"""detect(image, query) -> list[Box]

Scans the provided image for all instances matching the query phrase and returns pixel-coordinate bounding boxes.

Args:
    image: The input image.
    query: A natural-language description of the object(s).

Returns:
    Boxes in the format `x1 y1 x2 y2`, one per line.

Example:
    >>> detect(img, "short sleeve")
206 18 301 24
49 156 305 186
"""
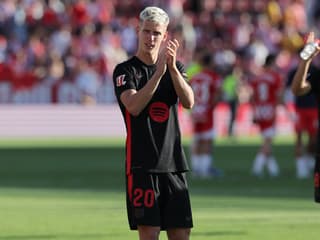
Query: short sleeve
113 64 136 101
176 61 188 82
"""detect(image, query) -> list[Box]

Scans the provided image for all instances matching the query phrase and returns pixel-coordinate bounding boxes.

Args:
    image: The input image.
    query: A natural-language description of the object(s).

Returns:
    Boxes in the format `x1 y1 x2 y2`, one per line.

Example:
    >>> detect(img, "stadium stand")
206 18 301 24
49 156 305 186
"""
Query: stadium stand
0 0 314 137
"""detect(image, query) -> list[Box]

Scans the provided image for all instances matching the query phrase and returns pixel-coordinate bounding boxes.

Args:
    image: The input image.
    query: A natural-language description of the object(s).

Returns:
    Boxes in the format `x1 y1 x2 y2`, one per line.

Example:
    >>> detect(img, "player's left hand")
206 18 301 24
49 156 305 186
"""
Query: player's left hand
166 39 179 69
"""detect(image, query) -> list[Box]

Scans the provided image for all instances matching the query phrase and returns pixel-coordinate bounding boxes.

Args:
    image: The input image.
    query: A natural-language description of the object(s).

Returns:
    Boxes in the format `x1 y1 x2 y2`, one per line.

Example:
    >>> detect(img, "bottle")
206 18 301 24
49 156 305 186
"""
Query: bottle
300 41 319 60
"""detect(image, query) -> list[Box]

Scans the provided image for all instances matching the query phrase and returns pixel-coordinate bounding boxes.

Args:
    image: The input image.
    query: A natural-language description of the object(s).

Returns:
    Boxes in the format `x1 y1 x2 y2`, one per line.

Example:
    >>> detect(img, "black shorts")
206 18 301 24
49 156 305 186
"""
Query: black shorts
126 171 193 230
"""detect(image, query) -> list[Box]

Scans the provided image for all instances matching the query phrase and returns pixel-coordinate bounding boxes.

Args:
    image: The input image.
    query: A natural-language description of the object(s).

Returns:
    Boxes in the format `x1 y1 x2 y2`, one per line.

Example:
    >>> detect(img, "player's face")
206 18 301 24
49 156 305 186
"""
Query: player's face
138 20 167 55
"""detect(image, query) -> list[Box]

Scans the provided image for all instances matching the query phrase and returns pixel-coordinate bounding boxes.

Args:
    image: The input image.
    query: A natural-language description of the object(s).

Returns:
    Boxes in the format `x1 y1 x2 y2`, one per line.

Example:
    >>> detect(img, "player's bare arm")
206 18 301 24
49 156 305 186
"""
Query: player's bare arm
291 31 320 96
166 39 194 109
291 60 312 96
120 47 167 116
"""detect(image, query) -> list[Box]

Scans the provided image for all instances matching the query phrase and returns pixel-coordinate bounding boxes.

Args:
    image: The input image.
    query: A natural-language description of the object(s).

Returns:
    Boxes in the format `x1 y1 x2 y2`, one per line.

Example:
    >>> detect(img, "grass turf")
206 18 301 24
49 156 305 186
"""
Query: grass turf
0 137 319 240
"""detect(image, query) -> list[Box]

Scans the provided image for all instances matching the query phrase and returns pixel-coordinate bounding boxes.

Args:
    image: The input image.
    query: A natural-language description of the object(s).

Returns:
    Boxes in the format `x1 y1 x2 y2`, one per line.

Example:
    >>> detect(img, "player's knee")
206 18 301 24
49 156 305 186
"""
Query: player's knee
167 228 191 240
138 226 160 240
261 145 271 155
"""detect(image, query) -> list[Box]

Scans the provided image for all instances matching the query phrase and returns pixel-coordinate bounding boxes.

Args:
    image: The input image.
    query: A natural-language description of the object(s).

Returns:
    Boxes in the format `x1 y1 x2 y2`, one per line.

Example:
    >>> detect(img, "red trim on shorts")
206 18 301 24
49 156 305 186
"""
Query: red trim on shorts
125 110 132 175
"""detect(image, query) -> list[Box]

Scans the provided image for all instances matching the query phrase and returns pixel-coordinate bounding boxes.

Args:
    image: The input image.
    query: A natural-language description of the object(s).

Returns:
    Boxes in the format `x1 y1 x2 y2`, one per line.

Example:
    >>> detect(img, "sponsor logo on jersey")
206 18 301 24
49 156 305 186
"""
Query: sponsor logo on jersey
116 74 126 87
149 102 169 123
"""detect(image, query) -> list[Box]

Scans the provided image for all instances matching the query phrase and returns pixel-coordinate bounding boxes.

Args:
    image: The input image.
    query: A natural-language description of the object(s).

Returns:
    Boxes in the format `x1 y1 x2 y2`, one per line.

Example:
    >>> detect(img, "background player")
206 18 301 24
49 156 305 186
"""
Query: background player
291 31 320 203
249 54 283 177
189 52 223 178
286 52 317 179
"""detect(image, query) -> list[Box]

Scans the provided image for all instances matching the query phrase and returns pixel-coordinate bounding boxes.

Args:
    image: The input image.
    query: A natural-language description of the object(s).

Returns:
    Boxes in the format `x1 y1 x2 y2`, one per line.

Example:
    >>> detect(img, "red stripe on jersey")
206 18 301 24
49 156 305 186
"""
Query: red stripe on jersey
127 173 133 201
125 110 132 175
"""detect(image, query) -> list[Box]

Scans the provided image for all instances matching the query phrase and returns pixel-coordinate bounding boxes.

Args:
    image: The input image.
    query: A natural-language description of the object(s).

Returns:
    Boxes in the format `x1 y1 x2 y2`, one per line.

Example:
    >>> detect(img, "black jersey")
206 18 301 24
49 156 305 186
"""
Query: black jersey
306 65 320 154
287 66 317 108
113 56 190 174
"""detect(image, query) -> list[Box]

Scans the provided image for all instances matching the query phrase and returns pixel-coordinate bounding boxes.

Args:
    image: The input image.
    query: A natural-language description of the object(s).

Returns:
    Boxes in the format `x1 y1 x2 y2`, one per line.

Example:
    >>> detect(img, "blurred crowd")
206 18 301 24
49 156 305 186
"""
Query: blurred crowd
0 0 319 104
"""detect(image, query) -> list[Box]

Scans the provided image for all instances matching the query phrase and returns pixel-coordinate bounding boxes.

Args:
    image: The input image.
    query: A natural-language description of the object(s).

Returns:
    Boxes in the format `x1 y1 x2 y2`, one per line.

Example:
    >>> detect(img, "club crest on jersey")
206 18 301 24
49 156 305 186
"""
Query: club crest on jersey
116 74 126 87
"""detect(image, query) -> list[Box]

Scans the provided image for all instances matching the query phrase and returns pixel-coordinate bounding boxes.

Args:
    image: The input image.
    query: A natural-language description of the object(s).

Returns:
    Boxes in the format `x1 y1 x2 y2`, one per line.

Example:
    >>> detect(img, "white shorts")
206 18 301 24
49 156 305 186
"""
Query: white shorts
261 127 275 139
193 128 215 141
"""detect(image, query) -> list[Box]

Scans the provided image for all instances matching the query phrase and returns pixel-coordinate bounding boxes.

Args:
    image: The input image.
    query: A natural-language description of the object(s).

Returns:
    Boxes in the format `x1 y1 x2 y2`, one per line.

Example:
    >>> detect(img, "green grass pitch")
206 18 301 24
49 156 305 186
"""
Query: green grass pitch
0 136 319 240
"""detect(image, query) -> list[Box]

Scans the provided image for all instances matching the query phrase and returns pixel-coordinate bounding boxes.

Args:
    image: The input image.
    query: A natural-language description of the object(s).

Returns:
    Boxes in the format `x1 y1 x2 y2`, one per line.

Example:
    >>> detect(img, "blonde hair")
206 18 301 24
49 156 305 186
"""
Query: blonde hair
139 6 170 26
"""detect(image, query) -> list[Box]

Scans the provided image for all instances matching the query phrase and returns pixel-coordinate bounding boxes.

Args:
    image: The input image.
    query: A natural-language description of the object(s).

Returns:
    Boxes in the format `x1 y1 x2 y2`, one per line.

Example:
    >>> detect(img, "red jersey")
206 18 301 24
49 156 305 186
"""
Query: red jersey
190 69 221 133
0 63 15 83
250 69 283 130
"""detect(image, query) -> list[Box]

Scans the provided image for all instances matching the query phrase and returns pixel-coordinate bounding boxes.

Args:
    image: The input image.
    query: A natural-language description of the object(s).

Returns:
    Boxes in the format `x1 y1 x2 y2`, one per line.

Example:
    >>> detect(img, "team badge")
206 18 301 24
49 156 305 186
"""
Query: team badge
116 74 126 87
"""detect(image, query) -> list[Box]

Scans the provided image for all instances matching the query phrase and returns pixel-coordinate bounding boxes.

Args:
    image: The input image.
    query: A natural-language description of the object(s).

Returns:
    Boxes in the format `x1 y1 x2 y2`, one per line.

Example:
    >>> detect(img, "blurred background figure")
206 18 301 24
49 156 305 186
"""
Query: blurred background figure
189 52 223 178
74 57 102 105
186 46 204 80
286 50 317 179
249 54 284 177
0 0 319 142
222 64 241 138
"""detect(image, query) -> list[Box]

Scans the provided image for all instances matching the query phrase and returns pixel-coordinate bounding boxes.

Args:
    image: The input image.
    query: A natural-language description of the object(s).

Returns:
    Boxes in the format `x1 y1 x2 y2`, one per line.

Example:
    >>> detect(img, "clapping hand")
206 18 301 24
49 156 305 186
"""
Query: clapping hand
156 43 167 77
166 39 179 70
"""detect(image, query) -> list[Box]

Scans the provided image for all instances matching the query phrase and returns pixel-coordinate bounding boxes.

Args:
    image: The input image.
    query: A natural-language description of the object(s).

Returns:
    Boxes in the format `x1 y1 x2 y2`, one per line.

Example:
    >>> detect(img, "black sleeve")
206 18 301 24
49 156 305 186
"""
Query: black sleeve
308 66 320 94
113 64 136 102
286 67 297 87
176 61 188 82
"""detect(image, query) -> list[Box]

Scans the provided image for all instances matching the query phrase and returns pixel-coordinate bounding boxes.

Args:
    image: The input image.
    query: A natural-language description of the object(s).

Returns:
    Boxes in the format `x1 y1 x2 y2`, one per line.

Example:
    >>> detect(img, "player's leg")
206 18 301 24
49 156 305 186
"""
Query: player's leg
191 128 218 178
198 137 212 177
252 126 279 177
204 136 223 177
294 130 306 176
162 173 193 238
191 134 212 177
191 136 211 178
305 111 317 172
295 130 311 179
263 127 279 177
252 126 268 177
252 143 267 176
190 133 201 177
126 172 162 240
295 109 317 178
138 226 161 240
228 99 237 137
190 121 207 177
306 132 316 170
196 129 222 178
167 228 191 240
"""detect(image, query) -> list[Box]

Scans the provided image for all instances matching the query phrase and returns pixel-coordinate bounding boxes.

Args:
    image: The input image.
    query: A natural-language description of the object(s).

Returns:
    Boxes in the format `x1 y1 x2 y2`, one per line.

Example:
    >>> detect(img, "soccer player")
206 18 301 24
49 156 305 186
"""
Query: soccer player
249 54 283 177
113 6 194 240
189 52 223 178
291 31 320 203
286 59 317 179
